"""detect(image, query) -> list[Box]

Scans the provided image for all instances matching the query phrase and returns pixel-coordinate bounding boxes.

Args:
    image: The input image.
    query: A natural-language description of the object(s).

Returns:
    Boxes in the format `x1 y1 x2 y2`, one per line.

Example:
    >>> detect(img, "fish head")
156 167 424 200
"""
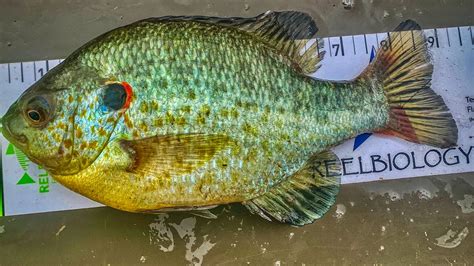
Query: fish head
1 62 123 176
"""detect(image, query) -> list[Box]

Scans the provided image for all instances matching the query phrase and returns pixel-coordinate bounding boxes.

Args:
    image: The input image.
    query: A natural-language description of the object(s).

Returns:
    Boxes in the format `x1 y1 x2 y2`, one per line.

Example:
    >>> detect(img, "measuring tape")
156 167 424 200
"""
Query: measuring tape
0 26 472 216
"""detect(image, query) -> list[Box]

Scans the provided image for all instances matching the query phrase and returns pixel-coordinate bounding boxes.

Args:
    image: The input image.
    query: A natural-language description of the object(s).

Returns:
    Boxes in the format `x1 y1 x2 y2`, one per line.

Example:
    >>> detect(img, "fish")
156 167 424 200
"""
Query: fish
0 11 458 226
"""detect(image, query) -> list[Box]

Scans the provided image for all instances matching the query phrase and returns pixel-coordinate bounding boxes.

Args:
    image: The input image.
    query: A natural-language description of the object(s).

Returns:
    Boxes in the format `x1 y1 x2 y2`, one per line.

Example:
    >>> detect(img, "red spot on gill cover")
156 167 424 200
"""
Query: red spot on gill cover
121 81 133 109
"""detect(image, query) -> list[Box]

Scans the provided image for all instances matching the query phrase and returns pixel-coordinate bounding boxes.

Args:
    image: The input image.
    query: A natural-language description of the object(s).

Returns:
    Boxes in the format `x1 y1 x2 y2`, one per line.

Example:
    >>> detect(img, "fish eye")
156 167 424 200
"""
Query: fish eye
27 110 42 121
24 96 51 126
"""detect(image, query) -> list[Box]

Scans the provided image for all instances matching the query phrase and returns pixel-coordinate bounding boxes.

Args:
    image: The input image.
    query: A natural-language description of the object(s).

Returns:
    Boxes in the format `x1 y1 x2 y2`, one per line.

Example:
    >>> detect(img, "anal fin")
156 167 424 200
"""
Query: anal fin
243 150 341 226
189 209 218 219
145 205 219 219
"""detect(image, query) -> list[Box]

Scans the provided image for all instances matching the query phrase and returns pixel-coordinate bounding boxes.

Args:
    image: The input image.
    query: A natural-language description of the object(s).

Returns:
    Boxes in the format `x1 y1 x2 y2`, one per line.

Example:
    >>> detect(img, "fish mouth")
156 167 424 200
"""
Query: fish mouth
1 118 55 173
0 114 28 147
0 116 8 139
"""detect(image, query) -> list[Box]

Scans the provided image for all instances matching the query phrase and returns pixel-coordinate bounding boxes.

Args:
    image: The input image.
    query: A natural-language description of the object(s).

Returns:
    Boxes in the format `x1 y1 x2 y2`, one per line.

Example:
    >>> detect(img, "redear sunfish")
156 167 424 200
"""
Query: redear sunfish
1 11 458 226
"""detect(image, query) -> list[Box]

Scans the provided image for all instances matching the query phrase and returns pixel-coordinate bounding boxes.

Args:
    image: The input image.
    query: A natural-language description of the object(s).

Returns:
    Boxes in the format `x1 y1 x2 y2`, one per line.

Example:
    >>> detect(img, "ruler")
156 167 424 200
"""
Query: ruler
0 26 473 216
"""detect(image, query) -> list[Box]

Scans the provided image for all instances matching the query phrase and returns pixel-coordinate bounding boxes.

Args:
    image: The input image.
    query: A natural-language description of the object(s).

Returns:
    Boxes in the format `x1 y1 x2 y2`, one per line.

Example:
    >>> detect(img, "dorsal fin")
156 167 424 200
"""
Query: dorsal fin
140 11 325 75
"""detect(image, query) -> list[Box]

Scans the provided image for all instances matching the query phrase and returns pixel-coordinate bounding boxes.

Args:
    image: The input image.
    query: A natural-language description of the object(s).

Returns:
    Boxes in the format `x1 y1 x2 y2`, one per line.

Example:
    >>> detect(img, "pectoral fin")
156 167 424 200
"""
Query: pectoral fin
243 150 341 226
120 134 232 177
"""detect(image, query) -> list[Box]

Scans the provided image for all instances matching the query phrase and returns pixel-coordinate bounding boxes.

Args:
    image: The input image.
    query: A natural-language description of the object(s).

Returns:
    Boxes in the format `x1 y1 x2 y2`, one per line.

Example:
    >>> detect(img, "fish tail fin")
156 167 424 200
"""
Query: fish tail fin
243 150 341 227
362 20 458 148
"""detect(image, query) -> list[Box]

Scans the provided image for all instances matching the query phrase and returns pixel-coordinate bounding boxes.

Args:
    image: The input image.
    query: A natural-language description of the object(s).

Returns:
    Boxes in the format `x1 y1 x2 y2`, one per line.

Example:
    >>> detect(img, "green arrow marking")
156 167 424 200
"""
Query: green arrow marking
6 143 15 155
15 149 29 171
17 172 36 185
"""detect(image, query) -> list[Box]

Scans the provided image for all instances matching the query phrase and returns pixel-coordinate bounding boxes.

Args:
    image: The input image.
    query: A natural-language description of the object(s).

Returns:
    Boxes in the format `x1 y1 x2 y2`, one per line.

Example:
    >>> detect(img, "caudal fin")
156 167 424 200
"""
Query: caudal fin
363 20 458 148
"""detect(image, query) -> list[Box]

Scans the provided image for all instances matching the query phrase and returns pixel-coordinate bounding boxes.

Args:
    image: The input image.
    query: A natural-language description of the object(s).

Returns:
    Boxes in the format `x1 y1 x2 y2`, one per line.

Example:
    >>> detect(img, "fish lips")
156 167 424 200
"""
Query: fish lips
1 103 28 147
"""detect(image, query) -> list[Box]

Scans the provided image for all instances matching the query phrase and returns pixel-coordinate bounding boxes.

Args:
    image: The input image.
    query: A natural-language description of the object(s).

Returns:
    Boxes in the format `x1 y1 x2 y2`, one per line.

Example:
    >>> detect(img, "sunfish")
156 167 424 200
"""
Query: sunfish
1 11 457 226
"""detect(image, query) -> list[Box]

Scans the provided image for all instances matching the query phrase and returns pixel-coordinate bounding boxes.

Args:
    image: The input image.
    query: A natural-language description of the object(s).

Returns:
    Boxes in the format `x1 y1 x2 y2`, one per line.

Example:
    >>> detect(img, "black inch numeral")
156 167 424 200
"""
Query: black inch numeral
427 36 435 47
427 30 439 48
332 43 340 56
330 37 345 57
427 36 434 47
380 40 390 51
38 68 44 77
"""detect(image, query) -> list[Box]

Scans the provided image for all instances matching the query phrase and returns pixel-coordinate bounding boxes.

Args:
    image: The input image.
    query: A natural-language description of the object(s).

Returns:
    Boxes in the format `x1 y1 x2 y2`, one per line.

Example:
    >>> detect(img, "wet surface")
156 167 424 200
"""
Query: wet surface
0 173 472 265
0 0 473 265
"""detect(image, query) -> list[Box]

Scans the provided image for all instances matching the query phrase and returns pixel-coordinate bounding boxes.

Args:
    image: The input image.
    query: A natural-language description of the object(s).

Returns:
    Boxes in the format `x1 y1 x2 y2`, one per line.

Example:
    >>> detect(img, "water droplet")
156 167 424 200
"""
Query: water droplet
341 0 354 9
334 204 347 219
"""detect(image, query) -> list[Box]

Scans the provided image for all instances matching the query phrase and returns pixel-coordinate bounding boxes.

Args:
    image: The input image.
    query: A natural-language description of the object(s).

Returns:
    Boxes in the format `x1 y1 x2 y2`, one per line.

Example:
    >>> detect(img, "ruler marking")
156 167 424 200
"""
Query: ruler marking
446 28 451 47
457 27 462 46
401 34 413 50
363 34 368 54
375 34 379 48
399 31 404 50
20 62 24 83
46 60 50 72
33 61 37 81
316 38 320 58
470 26 473 45
434 29 440 48
339 36 345 56
7 63 11 84
387 32 392 50
328 37 333 57
351 35 356 55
